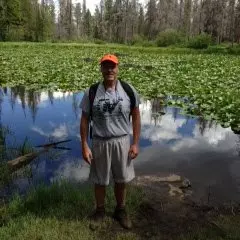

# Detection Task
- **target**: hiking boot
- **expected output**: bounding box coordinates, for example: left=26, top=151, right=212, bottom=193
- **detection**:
left=113, top=207, right=132, bottom=229
left=89, top=207, right=106, bottom=230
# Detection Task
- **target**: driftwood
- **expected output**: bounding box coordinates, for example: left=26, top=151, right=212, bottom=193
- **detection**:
left=7, top=140, right=71, bottom=173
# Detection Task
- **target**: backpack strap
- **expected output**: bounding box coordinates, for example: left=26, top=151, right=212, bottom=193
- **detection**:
left=119, top=79, right=136, bottom=114
left=88, top=82, right=100, bottom=139
left=89, top=82, right=100, bottom=120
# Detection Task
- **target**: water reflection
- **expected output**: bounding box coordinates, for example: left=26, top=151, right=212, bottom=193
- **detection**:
left=0, top=87, right=239, bottom=203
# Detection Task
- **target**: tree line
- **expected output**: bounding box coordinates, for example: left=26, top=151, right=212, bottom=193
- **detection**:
left=0, top=0, right=240, bottom=44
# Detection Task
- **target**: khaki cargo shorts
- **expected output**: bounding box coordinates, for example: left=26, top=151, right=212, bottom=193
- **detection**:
left=89, top=135, right=135, bottom=186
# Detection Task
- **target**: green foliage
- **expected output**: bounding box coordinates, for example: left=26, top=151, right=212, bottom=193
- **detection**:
left=0, top=162, right=11, bottom=186
left=156, top=29, right=184, bottom=47
left=2, top=181, right=143, bottom=220
left=127, top=35, right=145, bottom=46
left=1, top=181, right=240, bottom=240
left=0, top=0, right=21, bottom=40
left=188, top=34, right=212, bottom=49
left=141, top=40, right=156, bottom=47
left=0, top=0, right=55, bottom=42
left=0, top=125, right=34, bottom=186
left=0, top=181, right=91, bottom=221
left=227, top=45, right=240, bottom=55
left=0, top=43, right=239, bottom=132
left=179, top=215, right=240, bottom=240
left=0, top=181, right=144, bottom=240
left=94, top=39, right=106, bottom=45
left=203, top=45, right=228, bottom=54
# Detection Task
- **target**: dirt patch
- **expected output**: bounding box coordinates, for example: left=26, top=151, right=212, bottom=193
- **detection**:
left=125, top=174, right=236, bottom=239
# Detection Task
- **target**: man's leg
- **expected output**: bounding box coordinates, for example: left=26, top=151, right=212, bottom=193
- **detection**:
left=111, top=136, right=134, bottom=229
left=95, top=184, right=106, bottom=208
left=113, top=182, right=132, bottom=229
left=89, top=138, right=111, bottom=222
left=114, top=182, right=126, bottom=208
left=89, top=138, right=110, bottom=225
left=89, top=184, right=106, bottom=227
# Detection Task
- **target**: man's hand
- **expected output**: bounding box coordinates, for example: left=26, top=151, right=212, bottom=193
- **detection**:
left=128, top=144, right=139, bottom=159
left=82, top=145, right=93, bottom=165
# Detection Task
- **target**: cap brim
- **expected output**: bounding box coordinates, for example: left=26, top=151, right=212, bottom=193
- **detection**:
left=100, top=59, right=118, bottom=64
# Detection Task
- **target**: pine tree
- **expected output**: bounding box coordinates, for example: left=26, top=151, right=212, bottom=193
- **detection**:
left=183, top=0, right=192, bottom=37
left=138, top=3, right=144, bottom=36
left=0, top=0, right=21, bottom=40
left=74, top=2, right=82, bottom=37
left=235, top=0, right=240, bottom=43
left=145, top=0, right=158, bottom=40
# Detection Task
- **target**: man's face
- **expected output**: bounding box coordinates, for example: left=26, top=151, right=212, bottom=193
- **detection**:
left=101, top=61, right=118, bottom=81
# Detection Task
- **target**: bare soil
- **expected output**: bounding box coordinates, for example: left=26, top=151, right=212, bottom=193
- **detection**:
left=103, top=174, right=240, bottom=240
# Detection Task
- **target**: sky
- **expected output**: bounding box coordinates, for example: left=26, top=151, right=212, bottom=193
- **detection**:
left=73, top=0, right=146, bottom=14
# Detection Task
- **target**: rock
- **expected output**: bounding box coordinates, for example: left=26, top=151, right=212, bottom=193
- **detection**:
left=180, top=179, right=192, bottom=189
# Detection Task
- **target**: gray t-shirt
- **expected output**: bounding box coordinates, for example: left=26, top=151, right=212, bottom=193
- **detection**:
left=80, top=80, right=140, bottom=138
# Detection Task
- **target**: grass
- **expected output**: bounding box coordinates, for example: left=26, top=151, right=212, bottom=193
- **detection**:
left=1, top=181, right=240, bottom=240
left=0, top=128, right=35, bottom=187
left=179, top=216, right=240, bottom=240
left=0, top=41, right=239, bottom=56
left=0, top=181, right=143, bottom=240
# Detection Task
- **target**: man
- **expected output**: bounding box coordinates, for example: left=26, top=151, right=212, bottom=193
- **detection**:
left=80, top=54, right=141, bottom=229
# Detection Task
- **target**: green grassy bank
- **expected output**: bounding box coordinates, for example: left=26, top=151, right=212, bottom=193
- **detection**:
left=0, top=181, right=240, bottom=240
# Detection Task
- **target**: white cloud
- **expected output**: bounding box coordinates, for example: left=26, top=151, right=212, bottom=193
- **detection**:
left=193, top=124, right=233, bottom=145
left=51, top=124, right=68, bottom=139
left=139, top=100, right=186, bottom=142
left=171, top=122, right=237, bottom=152
left=32, top=123, right=69, bottom=140
left=52, top=159, right=90, bottom=182
left=32, top=126, right=49, bottom=137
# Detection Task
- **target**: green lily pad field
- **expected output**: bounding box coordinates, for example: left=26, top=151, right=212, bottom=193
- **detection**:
left=0, top=42, right=240, bottom=132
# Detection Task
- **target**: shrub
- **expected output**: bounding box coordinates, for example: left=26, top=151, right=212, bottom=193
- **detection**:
left=142, top=40, right=156, bottom=47
left=156, top=29, right=184, bottom=47
left=188, top=34, right=212, bottom=49
left=227, top=45, right=240, bottom=55
left=128, top=35, right=145, bottom=46
left=204, top=46, right=227, bottom=54
left=94, top=39, right=106, bottom=45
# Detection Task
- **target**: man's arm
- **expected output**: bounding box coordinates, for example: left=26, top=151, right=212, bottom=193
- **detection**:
left=80, top=112, right=92, bottom=164
left=129, top=107, right=141, bottom=159
left=132, top=107, right=141, bottom=144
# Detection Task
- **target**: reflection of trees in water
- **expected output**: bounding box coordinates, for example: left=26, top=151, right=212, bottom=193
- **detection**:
left=151, top=98, right=184, bottom=125
left=9, top=86, right=27, bottom=115
left=151, top=98, right=166, bottom=126
left=0, top=87, right=41, bottom=122
left=0, top=88, right=5, bottom=161
left=72, top=94, right=79, bottom=119
left=172, top=108, right=181, bottom=121
left=0, top=88, right=3, bottom=117
left=48, top=91, right=54, bottom=105
left=0, top=87, right=80, bottom=123
left=236, top=135, right=240, bottom=157
left=198, top=117, right=216, bottom=136
left=198, top=117, right=240, bottom=156
left=26, top=90, right=41, bottom=122
left=0, top=126, right=9, bottom=161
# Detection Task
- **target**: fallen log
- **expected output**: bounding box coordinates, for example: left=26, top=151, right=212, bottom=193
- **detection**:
left=7, top=149, right=46, bottom=173
left=7, top=140, right=71, bottom=173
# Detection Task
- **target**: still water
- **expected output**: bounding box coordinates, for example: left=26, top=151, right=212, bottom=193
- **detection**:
left=0, top=87, right=240, bottom=203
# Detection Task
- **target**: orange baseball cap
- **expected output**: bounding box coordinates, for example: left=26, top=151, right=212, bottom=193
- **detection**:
left=100, top=54, right=119, bottom=64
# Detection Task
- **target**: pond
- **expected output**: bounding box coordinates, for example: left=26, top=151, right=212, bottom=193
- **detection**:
left=0, top=87, right=240, bottom=204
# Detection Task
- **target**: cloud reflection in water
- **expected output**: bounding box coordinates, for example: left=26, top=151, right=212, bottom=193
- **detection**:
left=1, top=88, right=239, bottom=202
